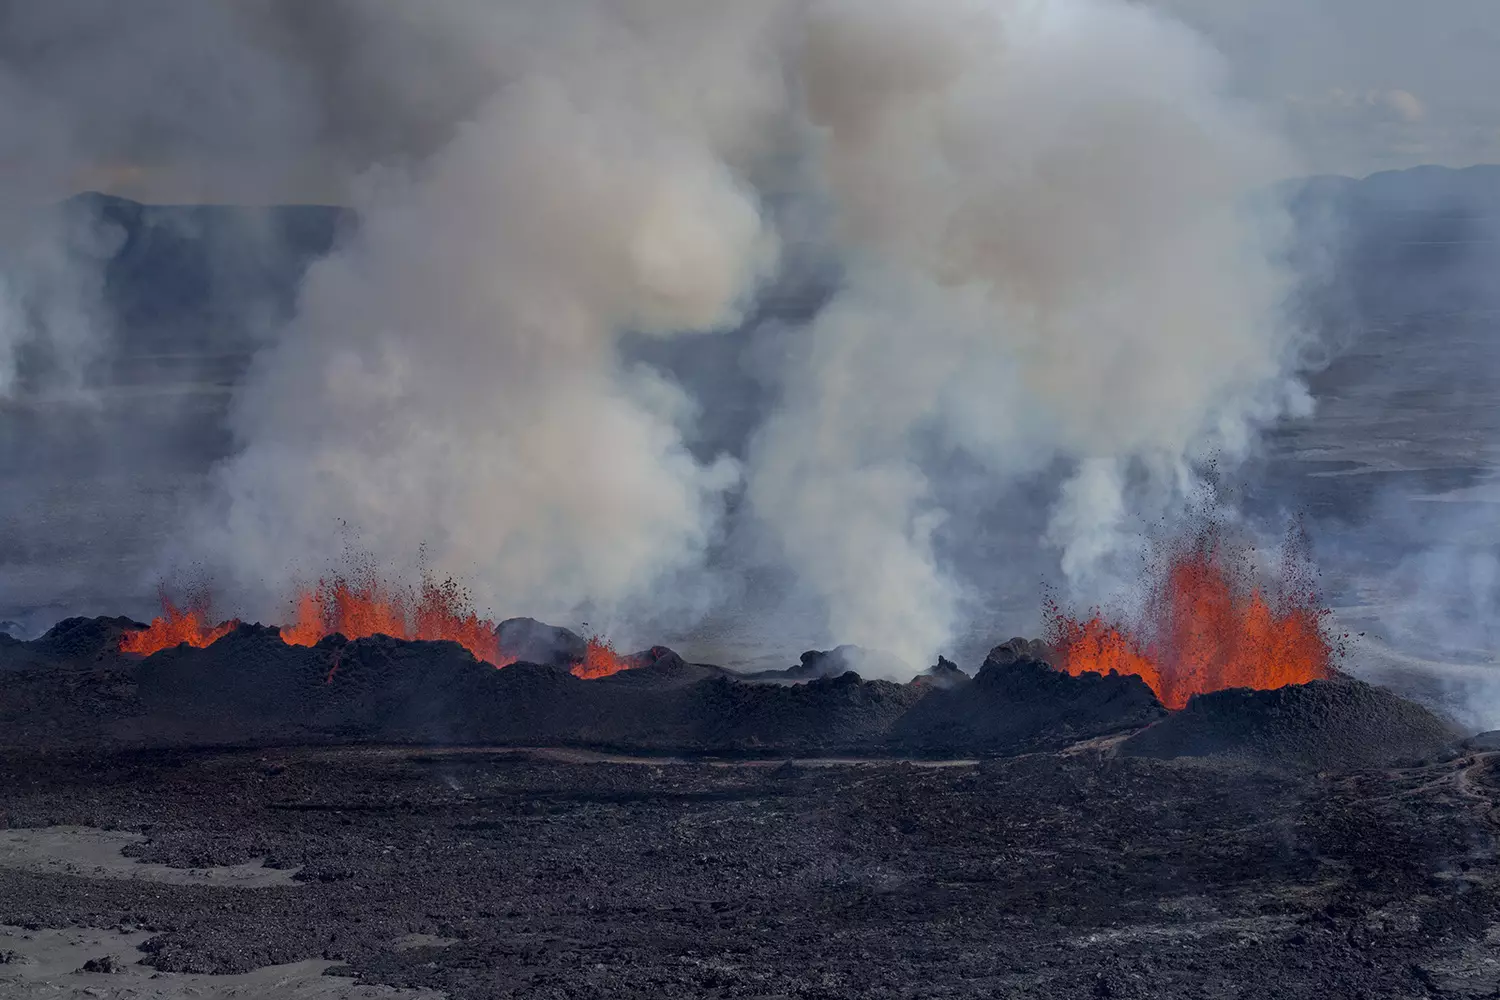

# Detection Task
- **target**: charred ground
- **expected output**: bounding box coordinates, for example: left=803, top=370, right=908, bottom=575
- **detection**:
left=4, top=743, right=1500, bottom=999
left=1, top=616, right=1492, bottom=998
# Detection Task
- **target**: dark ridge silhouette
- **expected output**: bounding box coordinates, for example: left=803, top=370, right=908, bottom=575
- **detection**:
left=1121, top=679, right=1460, bottom=770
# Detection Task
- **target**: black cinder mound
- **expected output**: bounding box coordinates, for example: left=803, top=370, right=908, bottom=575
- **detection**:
left=135, top=626, right=603, bottom=744
left=0, top=632, right=32, bottom=671
left=593, top=647, right=732, bottom=690
left=3, top=616, right=146, bottom=668
left=915, top=656, right=970, bottom=690
left=678, top=672, right=926, bottom=752
left=495, top=617, right=587, bottom=667
left=0, top=620, right=148, bottom=746
left=1120, top=679, right=1461, bottom=770
left=738, top=645, right=908, bottom=682
left=986, top=636, right=1058, bottom=667
left=888, top=646, right=1166, bottom=754
left=135, top=624, right=330, bottom=734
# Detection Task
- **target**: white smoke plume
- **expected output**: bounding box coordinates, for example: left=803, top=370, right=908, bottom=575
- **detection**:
left=193, top=2, right=791, bottom=625
left=162, top=0, right=1314, bottom=668
left=747, top=0, right=1309, bottom=668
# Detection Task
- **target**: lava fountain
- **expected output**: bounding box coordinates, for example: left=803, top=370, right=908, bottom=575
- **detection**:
left=119, top=591, right=239, bottom=655
left=120, top=571, right=638, bottom=679
left=278, top=573, right=515, bottom=668
left=1044, top=526, right=1336, bottom=709
left=571, top=636, right=631, bottom=680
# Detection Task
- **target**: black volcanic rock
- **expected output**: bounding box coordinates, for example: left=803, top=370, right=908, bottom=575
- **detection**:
left=135, top=624, right=330, bottom=737
left=1466, top=731, right=1500, bottom=752
left=495, top=617, right=587, bottom=667
left=888, top=646, right=1165, bottom=754
left=985, top=636, right=1058, bottom=668
left=0, top=632, right=32, bottom=671
left=0, top=618, right=147, bottom=743
left=2, top=616, right=147, bottom=667
left=679, top=671, right=926, bottom=751
left=915, top=656, right=970, bottom=690
left=1120, top=679, right=1460, bottom=770
left=593, top=647, right=732, bottom=690
left=739, top=645, right=908, bottom=683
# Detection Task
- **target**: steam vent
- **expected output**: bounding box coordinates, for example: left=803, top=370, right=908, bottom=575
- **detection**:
left=7, top=1, right=1500, bottom=997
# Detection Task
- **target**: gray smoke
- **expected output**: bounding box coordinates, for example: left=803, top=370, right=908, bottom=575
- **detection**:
left=192, top=2, right=793, bottom=627
left=195, top=0, right=1309, bottom=669
left=0, top=0, right=1321, bottom=672
left=747, top=0, right=1308, bottom=667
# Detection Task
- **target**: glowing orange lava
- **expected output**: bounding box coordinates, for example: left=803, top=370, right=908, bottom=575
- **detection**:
left=1045, top=529, right=1334, bottom=710
left=570, top=636, right=632, bottom=679
left=120, top=568, right=644, bottom=679
left=280, top=573, right=515, bottom=668
left=120, top=598, right=240, bottom=656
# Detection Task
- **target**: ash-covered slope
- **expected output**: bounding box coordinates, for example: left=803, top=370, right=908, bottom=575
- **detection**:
left=0, top=616, right=143, bottom=670
left=889, top=642, right=1166, bottom=754
left=1120, top=678, right=1460, bottom=769
left=678, top=671, right=925, bottom=751
left=0, top=617, right=146, bottom=745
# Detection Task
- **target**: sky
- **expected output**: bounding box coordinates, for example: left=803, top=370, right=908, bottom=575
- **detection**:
left=1, top=1, right=1497, bottom=210
left=1157, top=0, right=1500, bottom=174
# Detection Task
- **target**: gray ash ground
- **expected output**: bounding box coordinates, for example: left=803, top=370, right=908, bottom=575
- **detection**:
left=4, top=743, right=1500, bottom=999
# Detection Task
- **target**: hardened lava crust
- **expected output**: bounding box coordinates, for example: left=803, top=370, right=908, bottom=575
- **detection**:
left=1, top=617, right=1491, bottom=999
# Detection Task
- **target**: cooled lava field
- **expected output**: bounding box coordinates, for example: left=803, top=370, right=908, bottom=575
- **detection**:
left=4, top=614, right=1499, bottom=999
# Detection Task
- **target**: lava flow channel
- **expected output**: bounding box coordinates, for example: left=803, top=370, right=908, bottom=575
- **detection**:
left=1045, top=530, right=1335, bottom=710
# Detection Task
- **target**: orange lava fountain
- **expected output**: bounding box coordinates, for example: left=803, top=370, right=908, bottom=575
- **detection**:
left=1045, top=528, right=1335, bottom=710
left=570, top=636, right=632, bottom=680
left=119, top=567, right=643, bottom=680
left=280, top=573, right=515, bottom=668
left=120, top=596, right=240, bottom=656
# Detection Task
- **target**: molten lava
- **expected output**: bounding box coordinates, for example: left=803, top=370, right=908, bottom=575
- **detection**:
left=119, top=568, right=645, bottom=679
left=1045, top=529, right=1334, bottom=710
left=571, top=636, right=632, bottom=680
left=281, top=573, right=514, bottom=668
left=120, top=598, right=240, bottom=656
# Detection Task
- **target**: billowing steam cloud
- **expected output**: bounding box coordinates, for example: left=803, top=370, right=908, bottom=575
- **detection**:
left=194, top=3, right=792, bottom=624
left=0, top=1, right=1315, bottom=668
left=747, top=0, right=1308, bottom=666
left=178, top=0, right=1312, bottom=669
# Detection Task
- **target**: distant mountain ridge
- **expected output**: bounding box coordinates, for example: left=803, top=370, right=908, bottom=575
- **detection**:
left=1280, top=164, right=1500, bottom=328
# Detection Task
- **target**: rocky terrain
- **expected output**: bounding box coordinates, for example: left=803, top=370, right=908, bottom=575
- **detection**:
left=1, top=613, right=1490, bottom=998
left=0, top=615, right=1458, bottom=769
left=4, top=738, right=1500, bottom=999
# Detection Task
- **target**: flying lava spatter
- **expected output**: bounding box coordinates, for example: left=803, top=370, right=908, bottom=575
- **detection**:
left=119, top=593, right=239, bottom=655
left=119, top=571, right=639, bottom=679
left=1045, top=526, right=1335, bottom=710
left=571, top=636, right=631, bottom=680
left=278, top=573, right=515, bottom=668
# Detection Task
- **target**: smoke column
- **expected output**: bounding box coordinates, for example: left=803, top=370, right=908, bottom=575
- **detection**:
left=164, top=0, right=1314, bottom=670
left=192, top=3, right=791, bottom=625
left=746, top=0, right=1308, bottom=668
